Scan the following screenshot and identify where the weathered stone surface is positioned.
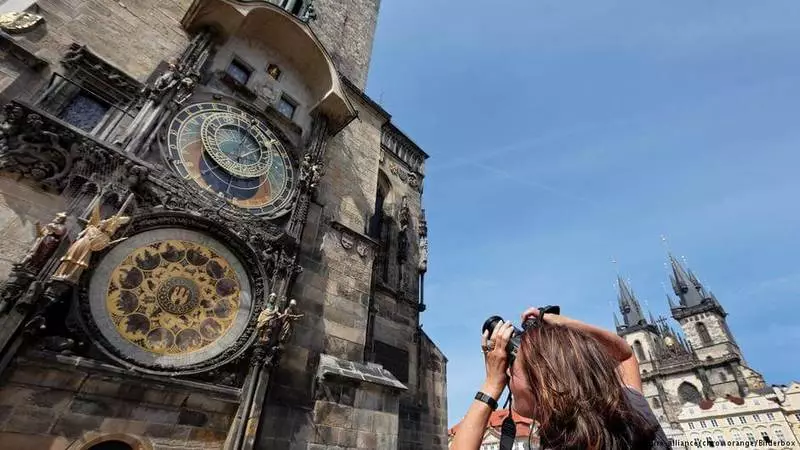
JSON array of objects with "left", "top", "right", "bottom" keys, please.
[
  {"left": 51, "top": 413, "right": 104, "bottom": 439},
  {"left": 4, "top": 405, "right": 56, "bottom": 434}
]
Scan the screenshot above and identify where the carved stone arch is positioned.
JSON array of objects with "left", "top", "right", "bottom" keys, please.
[
  {"left": 678, "top": 381, "right": 702, "bottom": 405},
  {"left": 75, "top": 211, "right": 269, "bottom": 376},
  {"left": 66, "top": 433, "right": 153, "bottom": 450}
]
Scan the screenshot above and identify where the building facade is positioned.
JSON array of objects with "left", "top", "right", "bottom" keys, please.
[
  {"left": 448, "top": 410, "right": 539, "bottom": 450},
  {"left": 0, "top": 1, "right": 447, "bottom": 449},
  {"left": 615, "top": 253, "right": 800, "bottom": 449}
]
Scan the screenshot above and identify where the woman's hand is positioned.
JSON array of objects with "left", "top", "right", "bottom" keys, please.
[
  {"left": 521, "top": 307, "right": 568, "bottom": 327},
  {"left": 481, "top": 320, "right": 514, "bottom": 395}
]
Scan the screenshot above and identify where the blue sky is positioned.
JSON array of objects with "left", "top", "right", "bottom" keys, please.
[{"left": 365, "top": 1, "right": 800, "bottom": 426}]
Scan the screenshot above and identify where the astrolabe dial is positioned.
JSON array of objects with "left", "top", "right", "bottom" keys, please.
[
  {"left": 165, "top": 102, "right": 297, "bottom": 217},
  {"left": 200, "top": 113, "right": 274, "bottom": 178},
  {"left": 87, "top": 229, "right": 254, "bottom": 372}
]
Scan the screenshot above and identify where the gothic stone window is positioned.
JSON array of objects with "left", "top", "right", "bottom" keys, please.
[
  {"left": 633, "top": 340, "right": 646, "bottom": 361},
  {"left": 697, "top": 322, "right": 713, "bottom": 346},
  {"left": 678, "top": 382, "right": 702, "bottom": 405}
]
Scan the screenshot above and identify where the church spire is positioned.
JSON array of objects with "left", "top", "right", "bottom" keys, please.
[
  {"left": 668, "top": 253, "right": 706, "bottom": 307},
  {"left": 617, "top": 276, "right": 646, "bottom": 327}
]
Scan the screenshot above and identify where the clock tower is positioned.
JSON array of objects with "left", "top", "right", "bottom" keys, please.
[{"left": 0, "top": 1, "right": 446, "bottom": 450}]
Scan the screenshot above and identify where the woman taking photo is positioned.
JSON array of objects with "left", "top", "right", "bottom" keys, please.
[{"left": 451, "top": 307, "right": 671, "bottom": 450}]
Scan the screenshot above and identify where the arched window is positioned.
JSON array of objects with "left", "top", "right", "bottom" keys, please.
[
  {"left": 697, "top": 322, "right": 713, "bottom": 346},
  {"left": 369, "top": 172, "right": 392, "bottom": 283},
  {"left": 633, "top": 340, "right": 646, "bottom": 361},
  {"left": 678, "top": 382, "right": 702, "bottom": 405},
  {"left": 368, "top": 174, "right": 390, "bottom": 239}
]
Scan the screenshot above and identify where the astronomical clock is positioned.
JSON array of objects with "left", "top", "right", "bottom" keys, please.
[
  {"left": 165, "top": 102, "right": 297, "bottom": 218},
  {"left": 77, "top": 100, "right": 299, "bottom": 375}
]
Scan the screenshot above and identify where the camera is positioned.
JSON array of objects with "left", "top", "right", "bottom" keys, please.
[{"left": 482, "top": 305, "right": 561, "bottom": 366}]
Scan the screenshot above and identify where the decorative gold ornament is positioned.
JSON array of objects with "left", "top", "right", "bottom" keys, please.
[
  {"left": 105, "top": 240, "right": 241, "bottom": 355},
  {"left": 52, "top": 204, "right": 131, "bottom": 284},
  {"left": 664, "top": 336, "right": 676, "bottom": 348},
  {"left": 0, "top": 12, "right": 44, "bottom": 34}
]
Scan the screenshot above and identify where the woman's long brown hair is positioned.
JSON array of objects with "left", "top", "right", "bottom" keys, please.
[{"left": 518, "top": 324, "right": 657, "bottom": 449}]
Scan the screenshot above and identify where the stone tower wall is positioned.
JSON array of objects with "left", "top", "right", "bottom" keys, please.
[{"left": 310, "top": 0, "right": 381, "bottom": 89}]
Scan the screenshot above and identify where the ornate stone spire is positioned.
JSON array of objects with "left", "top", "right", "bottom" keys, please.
[
  {"left": 617, "top": 276, "right": 646, "bottom": 327},
  {"left": 668, "top": 253, "right": 706, "bottom": 307}
]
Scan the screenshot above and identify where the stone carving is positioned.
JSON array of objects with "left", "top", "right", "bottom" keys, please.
[
  {"left": 278, "top": 299, "right": 303, "bottom": 345},
  {"left": 300, "top": 2, "right": 318, "bottom": 22},
  {"left": 0, "top": 102, "right": 129, "bottom": 191},
  {"left": 356, "top": 241, "right": 368, "bottom": 258},
  {"left": 256, "top": 293, "right": 280, "bottom": 344},
  {"left": 397, "top": 197, "right": 410, "bottom": 263},
  {"left": 21, "top": 212, "right": 68, "bottom": 272},
  {"left": 340, "top": 232, "right": 354, "bottom": 250},
  {"left": 52, "top": 203, "right": 131, "bottom": 284},
  {"left": 0, "top": 12, "right": 44, "bottom": 34},
  {"left": 299, "top": 153, "right": 324, "bottom": 191},
  {"left": 388, "top": 162, "right": 422, "bottom": 191},
  {"left": 255, "top": 295, "right": 302, "bottom": 348},
  {"left": 60, "top": 43, "right": 143, "bottom": 100}
]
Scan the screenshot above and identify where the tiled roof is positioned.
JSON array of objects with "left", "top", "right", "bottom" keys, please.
[{"left": 449, "top": 409, "right": 535, "bottom": 439}]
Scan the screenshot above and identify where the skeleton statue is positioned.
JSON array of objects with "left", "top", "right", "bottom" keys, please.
[
  {"left": 20, "top": 212, "right": 68, "bottom": 271},
  {"left": 278, "top": 299, "right": 304, "bottom": 345},
  {"left": 51, "top": 203, "right": 131, "bottom": 284}
]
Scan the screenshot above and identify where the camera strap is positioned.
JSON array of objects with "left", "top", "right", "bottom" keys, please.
[{"left": 499, "top": 394, "right": 516, "bottom": 450}]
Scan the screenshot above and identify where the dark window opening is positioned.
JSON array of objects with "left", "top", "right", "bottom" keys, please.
[
  {"left": 58, "top": 93, "right": 110, "bottom": 132},
  {"left": 369, "top": 188, "right": 385, "bottom": 240},
  {"left": 633, "top": 340, "right": 646, "bottom": 362},
  {"left": 88, "top": 441, "right": 134, "bottom": 450},
  {"left": 373, "top": 340, "right": 409, "bottom": 383},
  {"left": 277, "top": 95, "right": 297, "bottom": 120},
  {"left": 678, "top": 382, "right": 702, "bottom": 405},
  {"left": 652, "top": 397, "right": 661, "bottom": 408},
  {"left": 226, "top": 59, "right": 252, "bottom": 85},
  {"left": 697, "top": 322, "right": 713, "bottom": 346}
]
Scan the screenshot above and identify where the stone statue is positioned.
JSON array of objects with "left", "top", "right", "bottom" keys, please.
[
  {"left": 418, "top": 235, "right": 428, "bottom": 273},
  {"left": 299, "top": 154, "right": 324, "bottom": 190},
  {"left": 20, "top": 212, "right": 68, "bottom": 271},
  {"left": 174, "top": 75, "right": 196, "bottom": 105},
  {"left": 278, "top": 299, "right": 303, "bottom": 345},
  {"left": 0, "top": 12, "right": 44, "bottom": 34},
  {"left": 147, "top": 61, "right": 182, "bottom": 100},
  {"left": 256, "top": 293, "right": 279, "bottom": 343},
  {"left": 51, "top": 204, "right": 131, "bottom": 284}
]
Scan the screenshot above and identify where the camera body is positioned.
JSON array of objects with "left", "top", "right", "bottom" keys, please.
[{"left": 482, "top": 305, "right": 561, "bottom": 367}]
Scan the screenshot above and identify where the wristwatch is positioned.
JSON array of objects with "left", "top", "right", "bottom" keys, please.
[{"left": 474, "top": 391, "right": 499, "bottom": 410}]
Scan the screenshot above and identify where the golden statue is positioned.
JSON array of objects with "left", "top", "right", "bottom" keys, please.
[
  {"left": 52, "top": 203, "right": 131, "bottom": 284},
  {"left": 0, "top": 12, "right": 44, "bottom": 34},
  {"left": 21, "top": 212, "right": 68, "bottom": 271}
]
